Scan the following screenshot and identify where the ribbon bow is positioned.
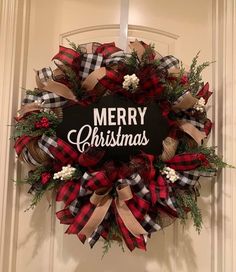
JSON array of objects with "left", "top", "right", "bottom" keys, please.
[{"left": 73, "top": 184, "right": 147, "bottom": 240}]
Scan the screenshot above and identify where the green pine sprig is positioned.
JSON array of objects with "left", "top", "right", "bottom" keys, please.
[
  {"left": 176, "top": 192, "right": 203, "bottom": 233},
  {"left": 15, "top": 166, "right": 59, "bottom": 210},
  {"left": 185, "top": 145, "right": 232, "bottom": 171},
  {"left": 102, "top": 223, "right": 125, "bottom": 257},
  {"left": 163, "top": 61, "right": 188, "bottom": 102},
  {"left": 66, "top": 39, "right": 82, "bottom": 53},
  {"left": 188, "top": 52, "right": 211, "bottom": 95},
  {"left": 14, "top": 111, "right": 60, "bottom": 138}
]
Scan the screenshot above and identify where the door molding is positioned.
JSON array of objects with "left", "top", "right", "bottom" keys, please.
[
  {"left": 0, "top": 0, "right": 235, "bottom": 271},
  {"left": 59, "top": 24, "right": 179, "bottom": 43},
  {"left": 212, "top": 0, "right": 236, "bottom": 271},
  {"left": 0, "top": 0, "right": 30, "bottom": 271}
]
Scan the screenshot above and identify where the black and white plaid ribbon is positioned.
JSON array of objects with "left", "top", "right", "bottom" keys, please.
[
  {"left": 158, "top": 186, "right": 178, "bottom": 212},
  {"left": 141, "top": 214, "right": 161, "bottom": 233},
  {"left": 177, "top": 112, "right": 205, "bottom": 131},
  {"left": 178, "top": 169, "right": 216, "bottom": 186},
  {"left": 102, "top": 51, "right": 126, "bottom": 66},
  {"left": 21, "top": 147, "right": 41, "bottom": 166},
  {"left": 79, "top": 53, "right": 103, "bottom": 80},
  {"left": 22, "top": 91, "right": 67, "bottom": 108},
  {"left": 118, "top": 173, "right": 151, "bottom": 201},
  {"left": 87, "top": 213, "right": 110, "bottom": 248},
  {"left": 157, "top": 55, "right": 180, "bottom": 70},
  {"left": 38, "top": 134, "right": 57, "bottom": 158},
  {"left": 36, "top": 67, "right": 53, "bottom": 83}
]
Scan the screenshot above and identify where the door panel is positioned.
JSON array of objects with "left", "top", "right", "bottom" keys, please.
[{"left": 16, "top": 1, "right": 214, "bottom": 271}]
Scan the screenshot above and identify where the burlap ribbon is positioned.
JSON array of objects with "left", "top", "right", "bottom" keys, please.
[
  {"left": 172, "top": 91, "right": 198, "bottom": 112},
  {"left": 160, "top": 137, "right": 179, "bottom": 161},
  {"left": 78, "top": 185, "right": 147, "bottom": 239},
  {"left": 178, "top": 121, "right": 206, "bottom": 144}
]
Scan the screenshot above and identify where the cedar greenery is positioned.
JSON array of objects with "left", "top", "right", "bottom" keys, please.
[
  {"left": 14, "top": 111, "right": 60, "bottom": 138},
  {"left": 16, "top": 166, "right": 59, "bottom": 210},
  {"left": 176, "top": 192, "right": 203, "bottom": 233},
  {"left": 188, "top": 51, "right": 211, "bottom": 95},
  {"left": 102, "top": 223, "right": 125, "bottom": 258}
]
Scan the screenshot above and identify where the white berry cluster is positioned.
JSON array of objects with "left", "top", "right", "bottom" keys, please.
[
  {"left": 193, "top": 97, "right": 206, "bottom": 113},
  {"left": 34, "top": 99, "right": 44, "bottom": 106},
  {"left": 53, "top": 164, "right": 76, "bottom": 181},
  {"left": 161, "top": 167, "right": 179, "bottom": 183},
  {"left": 34, "top": 99, "right": 57, "bottom": 117},
  {"left": 122, "top": 74, "right": 140, "bottom": 91}
]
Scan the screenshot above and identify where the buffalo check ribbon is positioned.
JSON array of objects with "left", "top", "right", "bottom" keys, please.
[
  {"left": 95, "top": 42, "right": 122, "bottom": 58},
  {"left": 35, "top": 66, "right": 77, "bottom": 102},
  {"left": 14, "top": 135, "right": 32, "bottom": 155},
  {"left": 197, "top": 82, "right": 213, "bottom": 103},
  {"left": 177, "top": 169, "right": 216, "bottom": 186},
  {"left": 67, "top": 184, "right": 148, "bottom": 250},
  {"left": 52, "top": 45, "right": 81, "bottom": 67},
  {"left": 56, "top": 170, "right": 160, "bottom": 250},
  {"left": 166, "top": 153, "right": 209, "bottom": 171},
  {"left": 172, "top": 91, "right": 198, "bottom": 112}
]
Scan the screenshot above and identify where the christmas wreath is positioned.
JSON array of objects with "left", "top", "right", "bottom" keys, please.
[{"left": 14, "top": 40, "right": 228, "bottom": 253}]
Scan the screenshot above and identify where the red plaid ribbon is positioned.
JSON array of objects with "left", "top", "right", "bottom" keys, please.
[
  {"left": 139, "top": 68, "right": 164, "bottom": 98},
  {"left": 78, "top": 147, "right": 105, "bottom": 167},
  {"left": 166, "top": 153, "right": 209, "bottom": 171},
  {"left": 197, "top": 82, "right": 213, "bottom": 103},
  {"left": 56, "top": 180, "right": 81, "bottom": 207},
  {"left": 99, "top": 68, "right": 124, "bottom": 93},
  {"left": 95, "top": 42, "right": 122, "bottom": 58},
  {"left": 49, "top": 138, "right": 79, "bottom": 165},
  {"left": 56, "top": 208, "right": 74, "bottom": 225},
  {"left": 81, "top": 171, "right": 112, "bottom": 192},
  {"left": 14, "top": 135, "right": 32, "bottom": 155},
  {"left": 204, "top": 119, "right": 212, "bottom": 135},
  {"left": 113, "top": 201, "right": 146, "bottom": 251},
  {"left": 52, "top": 45, "right": 80, "bottom": 67}
]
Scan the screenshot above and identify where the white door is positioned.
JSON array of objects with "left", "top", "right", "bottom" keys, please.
[{"left": 1, "top": 0, "right": 235, "bottom": 271}]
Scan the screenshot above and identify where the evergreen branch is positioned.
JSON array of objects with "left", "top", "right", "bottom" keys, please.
[
  {"left": 66, "top": 39, "right": 82, "bottom": 53},
  {"left": 188, "top": 52, "right": 212, "bottom": 95},
  {"left": 176, "top": 192, "right": 203, "bottom": 233},
  {"left": 102, "top": 223, "right": 124, "bottom": 258}
]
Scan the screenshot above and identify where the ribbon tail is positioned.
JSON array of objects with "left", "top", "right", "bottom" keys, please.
[
  {"left": 179, "top": 121, "right": 206, "bottom": 144},
  {"left": 43, "top": 80, "right": 77, "bottom": 101},
  {"left": 81, "top": 67, "right": 106, "bottom": 91},
  {"left": 78, "top": 196, "right": 112, "bottom": 239},
  {"left": 115, "top": 200, "right": 147, "bottom": 238},
  {"left": 172, "top": 92, "right": 198, "bottom": 111}
]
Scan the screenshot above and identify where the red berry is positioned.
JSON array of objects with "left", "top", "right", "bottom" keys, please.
[{"left": 41, "top": 172, "right": 51, "bottom": 184}]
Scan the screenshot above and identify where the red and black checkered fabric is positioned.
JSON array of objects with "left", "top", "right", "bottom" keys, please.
[
  {"left": 66, "top": 202, "right": 95, "bottom": 234},
  {"left": 113, "top": 202, "right": 146, "bottom": 251},
  {"left": 126, "top": 193, "right": 150, "bottom": 222},
  {"left": 204, "top": 118, "right": 212, "bottom": 136},
  {"left": 56, "top": 180, "right": 81, "bottom": 207},
  {"left": 52, "top": 46, "right": 80, "bottom": 67},
  {"left": 95, "top": 42, "right": 122, "bottom": 58},
  {"left": 149, "top": 175, "right": 169, "bottom": 205},
  {"left": 138, "top": 67, "right": 164, "bottom": 98},
  {"left": 56, "top": 208, "right": 74, "bottom": 225},
  {"left": 80, "top": 171, "right": 112, "bottom": 193},
  {"left": 78, "top": 147, "right": 105, "bottom": 167},
  {"left": 14, "top": 135, "right": 32, "bottom": 155},
  {"left": 49, "top": 138, "right": 79, "bottom": 165},
  {"left": 99, "top": 68, "right": 124, "bottom": 93},
  {"left": 166, "top": 153, "right": 208, "bottom": 171},
  {"left": 197, "top": 82, "right": 213, "bottom": 103}
]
